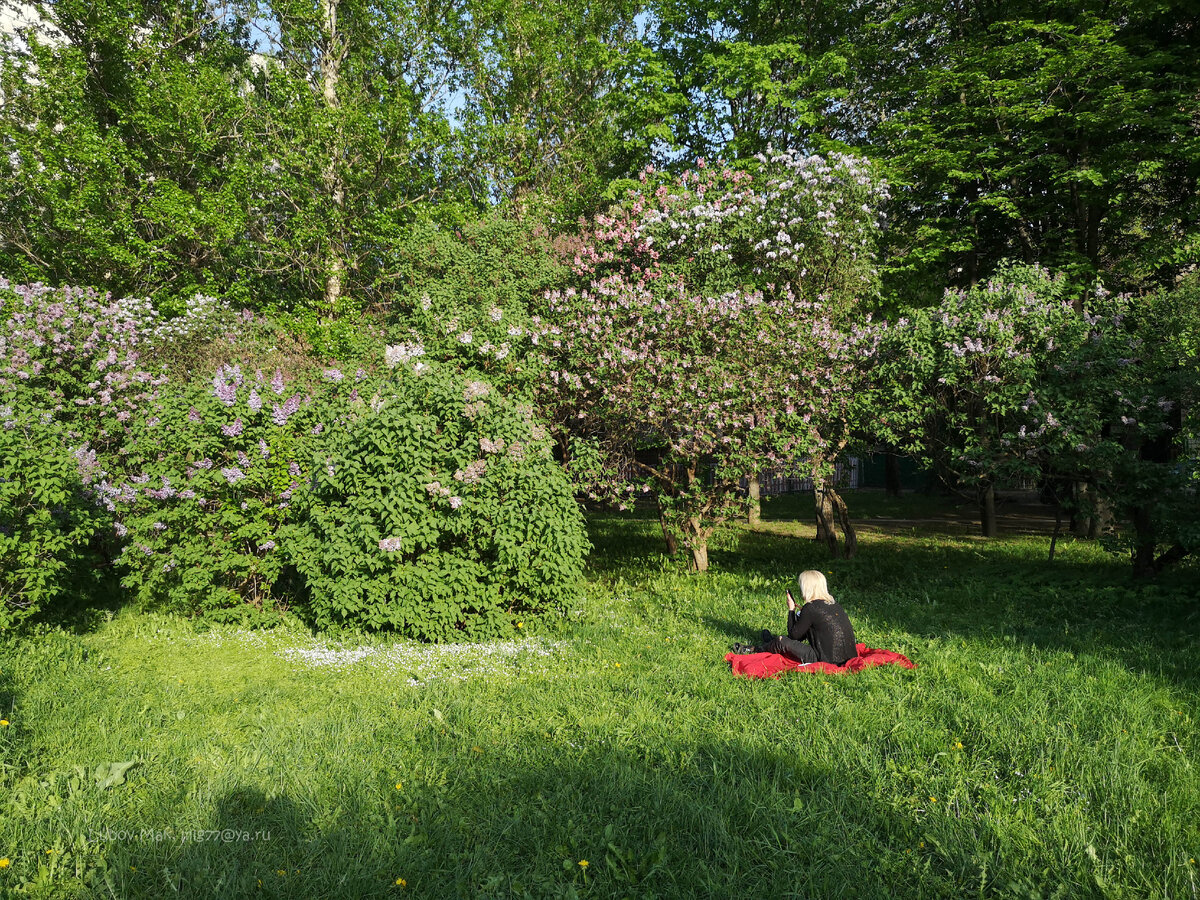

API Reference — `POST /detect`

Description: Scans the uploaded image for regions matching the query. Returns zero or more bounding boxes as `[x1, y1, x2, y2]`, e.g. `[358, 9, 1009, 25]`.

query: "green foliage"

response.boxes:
[285, 364, 589, 638]
[383, 214, 568, 394]
[0, 413, 105, 629]
[112, 363, 330, 624]
[0, 0, 257, 304]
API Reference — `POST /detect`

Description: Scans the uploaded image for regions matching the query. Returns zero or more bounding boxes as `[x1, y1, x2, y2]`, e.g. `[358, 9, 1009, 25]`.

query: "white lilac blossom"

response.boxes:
[378, 536, 403, 552]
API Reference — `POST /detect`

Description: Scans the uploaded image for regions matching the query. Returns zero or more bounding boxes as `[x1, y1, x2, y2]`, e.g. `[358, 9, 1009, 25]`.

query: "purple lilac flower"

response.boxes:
[323, 368, 344, 382]
[221, 418, 244, 437]
[311, 422, 324, 435]
[114, 522, 128, 537]
[355, 368, 367, 381]
[248, 389, 262, 412]
[259, 540, 276, 551]
[221, 466, 246, 485]
[188, 407, 202, 422]
[270, 369, 285, 395]
[212, 370, 237, 405]
[152, 522, 167, 531]
[179, 489, 196, 499]
[196, 458, 213, 470]
[288, 462, 302, 478]
[449, 496, 463, 509]
[272, 394, 301, 426]
[378, 537, 403, 552]
[237, 451, 250, 467]
[259, 439, 270, 459]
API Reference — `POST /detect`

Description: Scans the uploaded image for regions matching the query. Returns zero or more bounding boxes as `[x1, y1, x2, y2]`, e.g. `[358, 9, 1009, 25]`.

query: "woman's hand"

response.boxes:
[786, 589, 796, 612]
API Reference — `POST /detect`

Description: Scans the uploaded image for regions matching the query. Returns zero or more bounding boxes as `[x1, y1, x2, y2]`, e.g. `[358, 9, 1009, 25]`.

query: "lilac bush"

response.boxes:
[108, 362, 334, 622]
[538, 154, 889, 569]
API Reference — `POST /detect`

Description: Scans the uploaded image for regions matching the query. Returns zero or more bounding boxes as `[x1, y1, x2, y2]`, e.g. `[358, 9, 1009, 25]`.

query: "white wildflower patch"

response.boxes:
[276, 638, 570, 684]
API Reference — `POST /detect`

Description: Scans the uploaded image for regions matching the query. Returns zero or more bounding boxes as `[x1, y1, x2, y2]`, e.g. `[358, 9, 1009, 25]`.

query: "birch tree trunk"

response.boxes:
[320, 0, 345, 313]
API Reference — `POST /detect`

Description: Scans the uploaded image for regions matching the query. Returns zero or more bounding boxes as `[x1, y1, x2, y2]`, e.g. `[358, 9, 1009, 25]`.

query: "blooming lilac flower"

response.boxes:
[272, 394, 302, 426]
[237, 451, 250, 467]
[248, 389, 262, 412]
[288, 462, 302, 478]
[355, 368, 367, 381]
[114, 522, 128, 537]
[212, 371, 237, 405]
[378, 536, 403, 552]
[323, 368, 344, 382]
[221, 466, 246, 485]
[152, 521, 166, 531]
[312, 423, 324, 435]
[188, 407, 202, 422]
[259, 439, 270, 459]
[196, 458, 214, 470]
[449, 496, 463, 509]
[385, 343, 424, 368]
[259, 540, 276, 551]
[221, 418, 245, 437]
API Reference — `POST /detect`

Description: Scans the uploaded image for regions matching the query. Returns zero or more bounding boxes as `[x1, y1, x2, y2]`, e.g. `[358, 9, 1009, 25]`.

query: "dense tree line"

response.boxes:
[2, 0, 1198, 593]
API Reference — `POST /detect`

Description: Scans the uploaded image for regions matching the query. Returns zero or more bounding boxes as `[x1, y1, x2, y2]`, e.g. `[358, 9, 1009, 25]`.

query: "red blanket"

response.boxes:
[725, 642, 915, 678]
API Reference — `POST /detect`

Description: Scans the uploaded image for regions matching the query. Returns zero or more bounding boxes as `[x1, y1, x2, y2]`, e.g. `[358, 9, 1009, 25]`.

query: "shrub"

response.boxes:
[0, 411, 106, 628]
[109, 362, 343, 624]
[284, 363, 589, 638]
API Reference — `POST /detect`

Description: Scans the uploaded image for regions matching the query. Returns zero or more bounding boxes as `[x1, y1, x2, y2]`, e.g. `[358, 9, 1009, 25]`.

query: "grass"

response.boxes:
[1, 495, 1198, 899]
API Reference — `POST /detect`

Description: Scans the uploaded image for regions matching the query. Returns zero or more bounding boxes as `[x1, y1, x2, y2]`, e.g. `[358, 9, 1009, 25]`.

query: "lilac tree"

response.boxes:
[539, 152, 888, 568]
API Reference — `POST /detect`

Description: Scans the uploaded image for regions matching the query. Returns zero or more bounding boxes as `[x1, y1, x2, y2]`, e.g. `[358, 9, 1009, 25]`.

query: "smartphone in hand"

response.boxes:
[786, 589, 796, 612]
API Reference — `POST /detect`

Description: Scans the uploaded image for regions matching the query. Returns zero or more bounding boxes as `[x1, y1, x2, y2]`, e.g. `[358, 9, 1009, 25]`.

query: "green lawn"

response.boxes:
[1, 503, 1198, 899]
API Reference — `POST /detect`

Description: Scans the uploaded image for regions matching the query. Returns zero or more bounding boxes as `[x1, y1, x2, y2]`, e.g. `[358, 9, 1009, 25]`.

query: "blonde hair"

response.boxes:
[798, 570, 835, 604]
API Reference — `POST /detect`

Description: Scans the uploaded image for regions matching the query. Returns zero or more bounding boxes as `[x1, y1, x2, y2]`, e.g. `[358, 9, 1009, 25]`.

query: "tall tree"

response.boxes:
[450, 0, 676, 222]
[243, 0, 461, 313]
[0, 0, 257, 302]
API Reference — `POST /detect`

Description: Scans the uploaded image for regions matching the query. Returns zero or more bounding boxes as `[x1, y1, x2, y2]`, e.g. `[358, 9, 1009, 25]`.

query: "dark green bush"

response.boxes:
[284, 364, 589, 638]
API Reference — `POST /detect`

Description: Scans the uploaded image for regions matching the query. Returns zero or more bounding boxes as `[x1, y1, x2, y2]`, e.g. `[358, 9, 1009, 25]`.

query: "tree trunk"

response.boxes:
[814, 483, 838, 554]
[747, 473, 761, 526]
[320, 0, 345, 313]
[828, 483, 857, 559]
[979, 479, 998, 538]
[884, 451, 902, 497]
[1131, 505, 1157, 577]
[657, 497, 679, 556]
[684, 516, 709, 572]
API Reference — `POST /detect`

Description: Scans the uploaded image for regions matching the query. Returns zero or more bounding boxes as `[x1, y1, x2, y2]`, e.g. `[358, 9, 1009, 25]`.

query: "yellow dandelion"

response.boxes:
[919, 841, 925, 849]
[130, 866, 136, 872]
[395, 782, 403, 790]
[0, 858, 9, 868]
[395, 877, 407, 887]
[0, 720, 8, 726]
[615, 662, 621, 668]
[516, 622, 523, 629]
[276, 869, 286, 877]
[578, 860, 589, 868]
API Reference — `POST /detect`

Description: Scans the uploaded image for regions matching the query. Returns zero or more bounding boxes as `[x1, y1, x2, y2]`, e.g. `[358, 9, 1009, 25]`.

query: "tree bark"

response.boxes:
[320, 0, 345, 313]
[656, 497, 679, 556]
[814, 482, 838, 554]
[979, 479, 998, 538]
[747, 473, 761, 526]
[884, 451, 902, 497]
[682, 515, 709, 572]
[828, 483, 857, 559]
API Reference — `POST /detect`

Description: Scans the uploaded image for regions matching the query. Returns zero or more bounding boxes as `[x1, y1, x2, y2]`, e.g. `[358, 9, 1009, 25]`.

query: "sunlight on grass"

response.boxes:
[1, 510, 1197, 898]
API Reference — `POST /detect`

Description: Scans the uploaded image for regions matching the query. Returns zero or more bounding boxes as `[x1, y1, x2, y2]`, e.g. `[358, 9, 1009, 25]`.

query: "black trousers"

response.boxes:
[762, 634, 817, 664]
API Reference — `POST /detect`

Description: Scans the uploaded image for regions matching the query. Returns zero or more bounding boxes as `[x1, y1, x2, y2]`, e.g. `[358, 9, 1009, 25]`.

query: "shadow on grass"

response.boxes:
[112, 740, 1038, 899]
[586, 510, 1200, 689]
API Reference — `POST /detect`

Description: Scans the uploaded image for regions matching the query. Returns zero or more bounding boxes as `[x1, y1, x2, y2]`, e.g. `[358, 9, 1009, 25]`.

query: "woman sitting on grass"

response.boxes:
[746, 570, 858, 665]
